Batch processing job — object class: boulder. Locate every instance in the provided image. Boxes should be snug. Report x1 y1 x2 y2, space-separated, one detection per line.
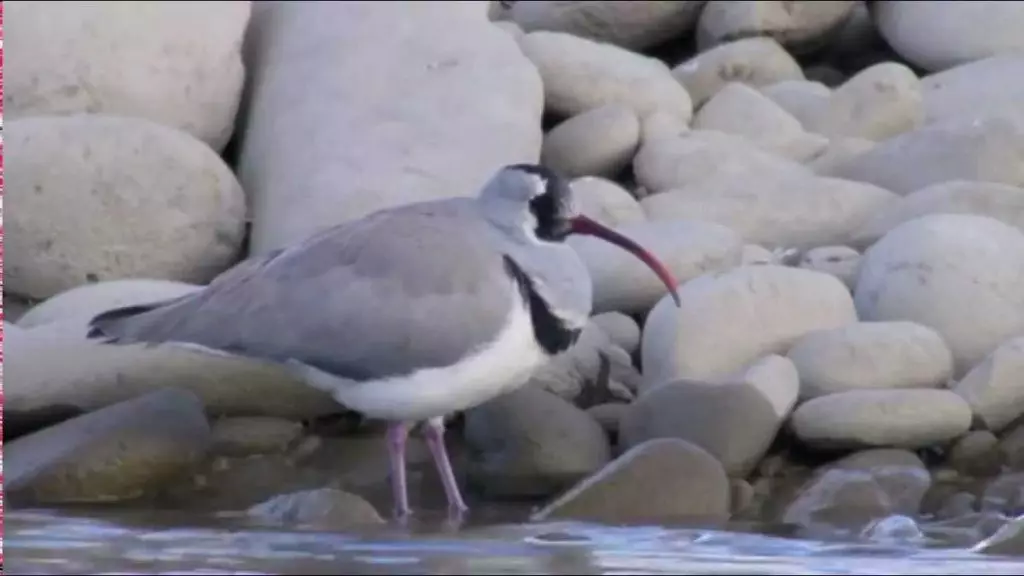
954 336 1024 433
542 104 640 178
6 115 246 300
697 0 857 54
672 37 804 107
238 2 543 254
4 1 250 151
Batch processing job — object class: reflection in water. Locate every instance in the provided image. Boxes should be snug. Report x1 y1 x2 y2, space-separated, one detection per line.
6 509 1024 575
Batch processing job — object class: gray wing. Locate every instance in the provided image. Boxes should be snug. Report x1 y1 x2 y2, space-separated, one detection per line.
88 200 519 380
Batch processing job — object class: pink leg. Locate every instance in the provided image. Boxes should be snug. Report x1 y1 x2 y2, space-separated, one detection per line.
423 416 469 519
386 421 412 521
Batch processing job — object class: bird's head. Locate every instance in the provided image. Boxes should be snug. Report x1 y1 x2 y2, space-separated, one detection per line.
480 163 682 306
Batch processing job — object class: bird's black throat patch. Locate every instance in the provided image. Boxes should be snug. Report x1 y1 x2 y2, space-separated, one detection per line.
508 163 573 242
502 255 582 356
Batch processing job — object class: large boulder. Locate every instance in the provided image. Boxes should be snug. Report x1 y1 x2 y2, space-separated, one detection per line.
238 2 543 254
5 115 246 301
854 214 1024 376
4 1 249 151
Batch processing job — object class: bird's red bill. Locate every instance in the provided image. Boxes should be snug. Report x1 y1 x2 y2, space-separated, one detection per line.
570 215 683 307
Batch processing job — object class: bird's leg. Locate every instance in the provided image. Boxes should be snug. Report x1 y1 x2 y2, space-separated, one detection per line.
386 421 412 522
422 416 469 521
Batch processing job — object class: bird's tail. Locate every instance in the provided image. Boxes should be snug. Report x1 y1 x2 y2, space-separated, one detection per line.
85 295 191 345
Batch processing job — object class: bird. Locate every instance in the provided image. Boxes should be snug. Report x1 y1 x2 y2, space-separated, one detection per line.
85 163 682 523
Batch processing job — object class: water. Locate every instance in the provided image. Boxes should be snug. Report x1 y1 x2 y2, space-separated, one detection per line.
6 509 1024 575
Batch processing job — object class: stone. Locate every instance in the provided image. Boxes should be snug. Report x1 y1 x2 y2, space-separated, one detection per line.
692 82 827 161
829 109 1024 196
742 244 776 266
974 514 1024 556
823 1 890 71
568 219 743 316
238 2 542 254
807 62 923 142
805 65 847 88
542 104 640 178
587 403 628 436
531 438 730 524
520 31 693 124
954 336 1024 433
861 515 925 544
508 1 706 51
16 279 202 329
529 321 641 401
1002 422 1024 471
759 79 831 130
697 0 857 54
463 386 611 498
6 388 211 506
671 37 804 107
873 1 1024 72
947 431 1003 478
211 417 305 457
570 177 646 229
4 1 250 151
781 449 931 530
790 389 973 450
634 129 809 194
590 311 642 355
4 327 334 421
854 214 1024 376
921 56 1024 126
640 168 896 250
797 246 861 289
621 355 799 476
786 321 955 401
639 110 691 145
4 294 35 324
5 115 247 301
247 488 384 529
642 265 856 385
981 472 1024 515
850 180 1024 250
805 137 875 176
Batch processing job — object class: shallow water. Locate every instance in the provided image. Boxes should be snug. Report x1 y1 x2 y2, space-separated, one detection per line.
6 509 1024 575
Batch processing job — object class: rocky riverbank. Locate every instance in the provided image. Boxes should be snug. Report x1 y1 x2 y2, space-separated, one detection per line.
5 0 1024 556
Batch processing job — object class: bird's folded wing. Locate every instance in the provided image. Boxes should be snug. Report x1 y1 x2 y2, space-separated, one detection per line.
88 202 517 381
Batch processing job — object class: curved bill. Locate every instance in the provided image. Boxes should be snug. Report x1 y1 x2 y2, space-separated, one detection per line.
570 215 682 307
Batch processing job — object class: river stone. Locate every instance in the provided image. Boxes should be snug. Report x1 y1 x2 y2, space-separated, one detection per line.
873 1 1024 73
954 336 1024 433
921 56 1024 127
806 137 876 176
621 355 799 476
787 322 954 401
974 514 1024 556
248 488 384 529
697 0 856 54
854 214 1024 376
542 104 641 179
634 129 809 194
570 177 646 229
463 386 611 498
590 312 642 355
1001 422 1024 471
4 2 249 151
642 266 856 385
759 80 831 130
508 1 706 51
17 279 202 329
6 115 247 301
238 2 542 254
807 62 923 142
797 246 861 290
742 244 776 266
850 180 1024 250
6 388 211 506
567 219 743 316
947 431 1003 478
829 108 1024 196
639 110 692 146
692 82 827 161
782 449 931 531
531 438 730 524
210 416 305 457
4 328 335 421
520 30 693 124
640 169 896 251
671 37 804 108
790 389 973 450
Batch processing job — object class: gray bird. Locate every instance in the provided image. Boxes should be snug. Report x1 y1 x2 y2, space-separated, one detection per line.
86 163 682 522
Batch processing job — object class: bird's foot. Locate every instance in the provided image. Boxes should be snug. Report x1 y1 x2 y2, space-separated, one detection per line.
392 506 414 528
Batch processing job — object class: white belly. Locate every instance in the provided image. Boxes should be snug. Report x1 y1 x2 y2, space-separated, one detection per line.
297 291 550 422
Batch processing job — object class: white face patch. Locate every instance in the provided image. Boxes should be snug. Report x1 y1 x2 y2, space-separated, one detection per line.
527 173 547 199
